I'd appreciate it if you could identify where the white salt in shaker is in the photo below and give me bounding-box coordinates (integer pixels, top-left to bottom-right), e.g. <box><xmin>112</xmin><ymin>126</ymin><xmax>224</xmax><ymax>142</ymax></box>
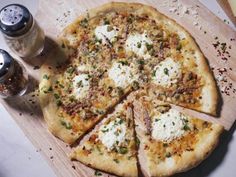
<box><xmin>0</xmin><ymin>4</ymin><xmax>45</xmax><ymax>58</ymax></box>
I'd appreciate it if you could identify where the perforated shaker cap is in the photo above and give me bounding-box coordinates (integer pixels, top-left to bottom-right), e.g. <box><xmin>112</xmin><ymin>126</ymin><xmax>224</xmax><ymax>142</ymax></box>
<box><xmin>0</xmin><ymin>4</ymin><xmax>33</xmax><ymax>37</ymax></box>
<box><xmin>0</xmin><ymin>49</ymin><xmax>14</xmax><ymax>78</ymax></box>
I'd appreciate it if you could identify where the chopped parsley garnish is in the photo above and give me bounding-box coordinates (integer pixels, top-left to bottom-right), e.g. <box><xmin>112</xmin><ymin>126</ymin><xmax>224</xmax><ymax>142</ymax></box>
<box><xmin>54</xmin><ymin>93</ymin><xmax>60</xmax><ymax>99</ymax></box>
<box><xmin>60</xmin><ymin>120</ymin><xmax>72</xmax><ymax>129</ymax></box>
<box><xmin>118</xmin><ymin>60</ymin><xmax>128</xmax><ymax>65</ymax></box>
<box><xmin>132</xmin><ymin>81</ymin><xmax>139</xmax><ymax>90</ymax></box>
<box><xmin>163</xmin><ymin>143</ymin><xmax>168</xmax><ymax>147</ymax></box>
<box><xmin>95</xmin><ymin>37</ymin><xmax>102</xmax><ymax>44</ymax></box>
<box><xmin>119</xmin><ymin>147</ymin><xmax>128</xmax><ymax>154</ymax></box>
<box><xmin>76</xmin><ymin>80</ymin><xmax>83</xmax><ymax>87</ymax></box>
<box><xmin>137</xmin><ymin>42</ymin><xmax>142</xmax><ymax>48</ymax></box>
<box><xmin>118</xmin><ymin>119</ymin><xmax>124</xmax><ymax>124</ymax></box>
<box><xmin>176</xmin><ymin>43</ymin><xmax>182</xmax><ymax>51</ymax></box>
<box><xmin>145</xmin><ymin>43</ymin><xmax>153</xmax><ymax>50</ymax></box>
<box><xmin>94</xmin><ymin>170</ymin><xmax>102</xmax><ymax>176</ymax></box>
<box><xmin>101</xmin><ymin>129</ymin><xmax>109</xmax><ymax>133</ymax></box>
<box><xmin>47</xmin><ymin>86</ymin><xmax>53</xmax><ymax>92</ymax></box>
<box><xmin>166</xmin><ymin>152</ymin><xmax>171</xmax><ymax>158</ymax></box>
<box><xmin>56</xmin><ymin>100</ymin><xmax>62</xmax><ymax>106</ymax></box>
<box><xmin>103</xmin><ymin>18</ymin><xmax>110</xmax><ymax>25</ymax></box>
<box><xmin>164</xmin><ymin>68</ymin><xmax>169</xmax><ymax>75</ymax></box>
<box><xmin>66</xmin><ymin>67</ymin><xmax>75</xmax><ymax>75</ymax></box>
<box><xmin>113</xmin><ymin>159</ymin><xmax>119</xmax><ymax>163</ymax></box>
<box><xmin>183</xmin><ymin>124</ymin><xmax>191</xmax><ymax>131</ymax></box>
<box><xmin>137</xmin><ymin>59</ymin><xmax>145</xmax><ymax>65</ymax></box>
<box><xmin>43</xmin><ymin>74</ymin><xmax>49</xmax><ymax>80</ymax></box>
<box><xmin>152</xmin><ymin>70</ymin><xmax>156</xmax><ymax>77</ymax></box>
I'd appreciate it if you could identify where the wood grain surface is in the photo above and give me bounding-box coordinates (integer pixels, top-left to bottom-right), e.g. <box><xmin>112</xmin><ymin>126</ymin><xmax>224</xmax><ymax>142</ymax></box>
<box><xmin>0</xmin><ymin>0</ymin><xmax>236</xmax><ymax>177</ymax></box>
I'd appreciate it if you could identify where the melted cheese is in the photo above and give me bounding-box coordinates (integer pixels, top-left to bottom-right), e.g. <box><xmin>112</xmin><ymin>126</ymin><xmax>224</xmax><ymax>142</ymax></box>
<box><xmin>153</xmin><ymin>57</ymin><xmax>182</xmax><ymax>87</ymax></box>
<box><xmin>95</xmin><ymin>25</ymin><xmax>118</xmax><ymax>44</ymax></box>
<box><xmin>98</xmin><ymin>118</ymin><xmax>126</xmax><ymax>150</ymax></box>
<box><xmin>72</xmin><ymin>74</ymin><xmax>90</xmax><ymax>99</ymax></box>
<box><xmin>152</xmin><ymin>109</ymin><xmax>189</xmax><ymax>142</ymax></box>
<box><xmin>108</xmin><ymin>62</ymin><xmax>137</xmax><ymax>88</ymax></box>
<box><xmin>125</xmin><ymin>32</ymin><xmax>153</xmax><ymax>60</ymax></box>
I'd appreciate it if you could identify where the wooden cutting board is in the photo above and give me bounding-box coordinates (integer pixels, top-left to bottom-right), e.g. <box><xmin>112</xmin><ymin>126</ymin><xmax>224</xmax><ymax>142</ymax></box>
<box><xmin>1</xmin><ymin>0</ymin><xmax>236</xmax><ymax>177</ymax></box>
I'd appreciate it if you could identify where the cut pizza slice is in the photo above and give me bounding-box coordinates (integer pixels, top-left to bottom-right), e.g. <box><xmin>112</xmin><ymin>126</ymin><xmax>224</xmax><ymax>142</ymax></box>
<box><xmin>133</xmin><ymin>93</ymin><xmax>223</xmax><ymax>177</ymax></box>
<box><xmin>70</xmin><ymin>101</ymin><xmax>138</xmax><ymax>177</ymax></box>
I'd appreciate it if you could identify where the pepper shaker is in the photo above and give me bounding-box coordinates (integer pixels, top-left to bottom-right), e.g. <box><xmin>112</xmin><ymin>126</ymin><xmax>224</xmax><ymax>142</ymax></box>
<box><xmin>0</xmin><ymin>49</ymin><xmax>28</xmax><ymax>98</ymax></box>
<box><xmin>0</xmin><ymin>4</ymin><xmax>45</xmax><ymax>58</ymax></box>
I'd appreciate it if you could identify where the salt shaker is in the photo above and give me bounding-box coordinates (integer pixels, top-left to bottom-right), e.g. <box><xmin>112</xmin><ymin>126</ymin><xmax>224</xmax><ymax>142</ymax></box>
<box><xmin>0</xmin><ymin>49</ymin><xmax>28</xmax><ymax>98</ymax></box>
<box><xmin>0</xmin><ymin>4</ymin><xmax>45</xmax><ymax>58</ymax></box>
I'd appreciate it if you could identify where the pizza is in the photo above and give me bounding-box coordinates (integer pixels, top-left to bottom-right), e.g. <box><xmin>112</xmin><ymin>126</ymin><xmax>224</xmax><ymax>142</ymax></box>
<box><xmin>70</xmin><ymin>101</ymin><xmax>138</xmax><ymax>177</ymax></box>
<box><xmin>132</xmin><ymin>91</ymin><xmax>223</xmax><ymax>176</ymax></box>
<box><xmin>38</xmin><ymin>2</ymin><xmax>223</xmax><ymax>177</ymax></box>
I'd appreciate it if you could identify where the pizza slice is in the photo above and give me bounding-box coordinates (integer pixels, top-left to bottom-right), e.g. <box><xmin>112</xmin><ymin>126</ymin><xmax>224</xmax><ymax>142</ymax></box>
<box><xmin>70</xmin><ymin>101</ymin><xmax>138</xmax><ymax>177</ymax></box>
<box><xmin>133</xmin><ymin>92</ymin><xmax>223</xmax><ymax>177</ymax></box>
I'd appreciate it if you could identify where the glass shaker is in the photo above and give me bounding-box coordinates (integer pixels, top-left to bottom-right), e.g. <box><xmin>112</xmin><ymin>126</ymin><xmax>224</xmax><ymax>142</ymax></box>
<box><xmin>0</xmin><ymin>49</ymin><xmax>28</xmax><ymax>98</ymax></box>
<box><xmin>0</xmin><ymin>4</ymin><xmax>45</xmax><ymax>58</ymax></box>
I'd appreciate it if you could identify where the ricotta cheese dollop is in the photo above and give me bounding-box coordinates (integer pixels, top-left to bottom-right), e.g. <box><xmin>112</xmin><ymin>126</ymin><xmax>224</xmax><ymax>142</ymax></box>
<box><xmin>152</xmin><ymin>57</ymin><xmax>182</xmax><ymax>87</ymax></box>
<box><xmin>95</xmin><ymin>25</ymin><xmax>118</xmax><ymax>44</ymax></box>
<box><xmin>72</xmin><ymin>74</ymin><xmax>90</xmax><ymax>99</ymax></box>
<box><xmin>108</xmin><ymin>62</ymin><xmax>137</xmax><ymax>88</ymax></box>
<box><xmin>98</xmin><ymin>118</ymin><xmax>126</xmax><ymax>150</ymax></box>
<box><xmin>152</xmin><ymin>109</ymin><xmax>190</xmax><ymax>142</ymax></box>
<box><xmin>125</xmin><ymin>32</ymin><xmax>153</xmax><ymax>60</ymax></box>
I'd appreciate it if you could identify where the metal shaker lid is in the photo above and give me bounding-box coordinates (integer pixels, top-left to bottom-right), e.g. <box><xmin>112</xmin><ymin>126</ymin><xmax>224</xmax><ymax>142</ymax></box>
<box><xmin>0</xmin><ymin>4</ymin><xmax>33</xmax><ymax>37</ymax></box>
<box><xmin>0</xmin><ymin>49</ymin><xmax>14</xmax><ymax>78</ymax></box>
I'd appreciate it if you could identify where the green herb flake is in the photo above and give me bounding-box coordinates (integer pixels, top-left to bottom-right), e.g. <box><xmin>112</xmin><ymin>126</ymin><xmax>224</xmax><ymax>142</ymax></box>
<box><xmin>145</xmin><ymin>43</ymin><xmax>153</xmax><ymax>51</ymax></box>
<box><xmin>166</xmin><ymin>152</ymin><xmax>171</xmax><ymax>158</ymax></box>
<box><xmin>119</xmin><ymin>147</ymin><xmax>128</xmax><ymax>154</ymax></box>
<box><xmin>54</xmin><ymin>93</ymin><xmax>60</xmax><ymax>99</ymax></box>
<box><xmin>183</xmin><ymin>124</ymin><xmax>191</xmax><ymax>131</ymax></box>
<box><xmin>56</xmin><ymin>100</ymin><xmax>62</xmax><ymax>106</ymax></box>
<box><xmin>176</xmin><ymin>43</ymin><xmax>182</xmax><ymax>51</ymax></box>
<box><xmin>66</xmin><ymin>67</ymin><xmax>75</xmax><ymax>75</ymax></box>
<box><xmin>137</xmin><ymin>42</ymin><xmax>142</xmax><ymax>48</ymax></box>
<box><xmin>60</xmin><ymin>120</ymin><xmax>72</xmax><ymax>129</ymax></box>
<box><xmin>118</xmin><ymin>60</ymin><xmax>128</xmax><ymax>66</ymax></box>
<box><xmin>103</xmin><ymin>18</ymin><xmax>110</xmax><ymax>25</ymax></box>
<box><xmin>47</xmin><ymin>86</ymin><xmax>53</xmax><ymax>92</ymax></box>
<box><xmin>94</xmin><ymin>170</ymin><xmax>102</xmax><ymax>176</ymax></box>
<box><xmin>152</xmin><ymin>70</ymin><xmax>156</xmax><ymax>77</ymax></box>
<box><xmin>164</xmin><ymin>68</ymin><xmax>169</xmax><ymax>75</ymax></box>
<box><xmin>43</xmin><ymin>74</ymin><xmax>49</xmax><ymax>80</ymax></box>
<box><xmin>113</xmin><ymin>159</ymin><xmax>119</xmax><ymax>163</ymax></box>
<box><xmin>163</xmin><ymin>143</ymin><xmax>168</xmax><ymax>147</ymax></box>
<box><xmin>132</xmin><ymin>81</ymin><xmax>139</xmax><ymax>90</ymax></box>
<box><xmin>137</xmin><ymin>59</ymin><xmax>145</xmax><ymax>65</ymax></box>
